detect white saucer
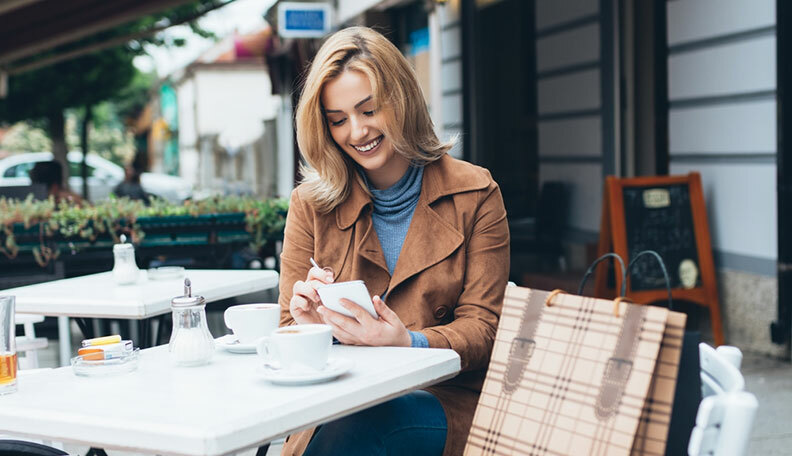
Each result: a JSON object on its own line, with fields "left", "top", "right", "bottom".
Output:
{"left": 216, "top": 334, "right": 257, "bottom": 354}
{"left": 257, "top": 358, "right": 354, "bottom": 385}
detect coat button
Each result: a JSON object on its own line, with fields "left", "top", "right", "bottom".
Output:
{"left": 434, "top": 306, "right": 448, "bottom": 319}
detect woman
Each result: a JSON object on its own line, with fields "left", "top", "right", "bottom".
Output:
{"left": 113, "top": 155, "right": 150, "bottom": 205}
{"left": 279, "top": 26, "right": 509, "bottom": 456}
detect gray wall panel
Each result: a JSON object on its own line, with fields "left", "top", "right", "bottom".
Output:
{"left": 667, "top": 0, "right": 775, "bottom": 46}
{"left": 535, "top": 0, "right": 598, "bottom": 32}
{"left": 441, "top": 26, "right": 461, "bottom": 60}
{"left": 538, "top": 68, "right": 601, "bottom": 114}
{"left": 442, "top": 94, "right": 462, "bottom": 126}
{"left": 441, "top": 59, "right": 462, "bottom": 93}
{"left": 669, "top": 36, "right": 776, "bottom": 100}
{"left": 669, "top": 162, "right": 777, "bottom": 260}
{"left": 669, "top": 99, "right": 776, "bottom": 154}
{"left": 537, "top": 23, "right": 600, "bottom": 72}
{"left": 538, "top": 115, "right": 602, "bottom": 157}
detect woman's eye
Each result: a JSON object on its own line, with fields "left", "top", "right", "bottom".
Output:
{"left": 363, "top": 110, "right": 376, "bottom": 117}
{"left": 329, "top": 118, "right": 346, "bottom": 126}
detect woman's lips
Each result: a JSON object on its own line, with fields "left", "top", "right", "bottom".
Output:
{"left": 352, "top": 135, "right": 383, "bottom": 155}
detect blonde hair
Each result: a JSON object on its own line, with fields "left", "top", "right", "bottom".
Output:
{"left": 295, "top": 26, "right": 453, "bottom": 213}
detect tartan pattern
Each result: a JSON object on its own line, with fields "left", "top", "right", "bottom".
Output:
{"left": 630, "top": 311, "right": 686, "bottom": 455}
{"left": 465, "top": 287, "right": 668, "bottom": 456}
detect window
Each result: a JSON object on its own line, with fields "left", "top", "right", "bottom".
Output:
{"left": 68, "top": 161, "right": 94, "bottom": 177}
{"left": 3, "top": 162, "right": 35, "bottom": 178}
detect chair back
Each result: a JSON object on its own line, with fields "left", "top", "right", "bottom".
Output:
{"left": 699, "top": 343, "right": 744, "bottom": 397}
{"left": 687, "top": 344, "right": 758, "bottom": 456}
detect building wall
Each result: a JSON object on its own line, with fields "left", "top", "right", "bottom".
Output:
{"left": 193, "top": 68, "right": 277, "bottom": 138}
{"left": 177, "top": 65, "right": 279, "bottom": 195}
{"left": 666, "top": 0, "right": 783, "bottom": 356}
{"left": 437, "top": 1, "right": 464, "bottom": 158}
{"left": 176, "top": 78, "right": 198, "bottom": 187}
{"left": 534, "top": 0, "right": 608, "bottom": 239}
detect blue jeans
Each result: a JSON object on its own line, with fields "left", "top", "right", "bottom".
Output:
{"left": 302, "top": 390, "right": 447, "bottom": 456}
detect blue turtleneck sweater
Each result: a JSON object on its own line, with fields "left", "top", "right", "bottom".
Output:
{"left": 364, "top": 164, "right": 429, "bottom": 348}
{"left": 368, "top": 164, "right": 423, "bottom": 275}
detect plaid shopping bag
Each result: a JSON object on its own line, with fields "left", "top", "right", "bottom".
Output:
{"left": 630, "top": 310, "right": 687, "bottom": 455}
{"left": 465, "top": 286, "right": 670, "bottom": 456}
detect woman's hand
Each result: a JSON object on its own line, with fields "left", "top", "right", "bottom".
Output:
{"left": 289, "top": 266, "right": 334, "bottom": 325}
{"left": 317, "top": 295, "right": 412, "bottom": 347}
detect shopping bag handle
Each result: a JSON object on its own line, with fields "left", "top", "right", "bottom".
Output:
{"left": 578, "top": 253, "right": 626, "bottom": 297}
{"left": 626, "top": 249, "right": 674, "bottom": 310}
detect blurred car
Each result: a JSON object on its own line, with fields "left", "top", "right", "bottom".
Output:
{"left": 0, "top": 152, "right": 192, "bottom": 203}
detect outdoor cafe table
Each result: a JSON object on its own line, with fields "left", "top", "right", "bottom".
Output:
{"left": 0, "top": 344, "right": 461, "bottom": 456}
{"left": 3, "top": 269, "right": 279, "bottom": 366}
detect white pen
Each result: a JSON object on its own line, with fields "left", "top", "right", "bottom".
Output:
{"left": 310, "top": 257, "right": 333, "bottom": 282}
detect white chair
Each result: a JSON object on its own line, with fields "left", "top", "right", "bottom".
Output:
{"left": 688, "top": 344, "right": 758, "bottom": 456}
{"left": 14, "top": 313, "right": 48, "bottom": 370}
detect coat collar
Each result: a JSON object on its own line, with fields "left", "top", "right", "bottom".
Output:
{"left": 336, "top": 154, "right": 490, "bottom": 230}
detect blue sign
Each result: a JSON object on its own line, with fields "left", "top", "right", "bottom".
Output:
{"left": 278, "top": 2, "right": 332, "bottom": 38}
{"left": 285, "top": 10, "right": 325, "bottom": 31}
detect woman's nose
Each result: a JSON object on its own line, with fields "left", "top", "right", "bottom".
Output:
{"left": 349, "top": 116, "right": 368, "bottom": 141}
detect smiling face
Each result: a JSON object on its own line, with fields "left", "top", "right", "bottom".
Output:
{"left": 321, "top": 70, "right": 409, "bottom": 190}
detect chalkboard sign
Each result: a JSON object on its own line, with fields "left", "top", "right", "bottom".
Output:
{"left": 594, "top": 173, "right": 724, "bottom": 345}
{"left": 623, "top": 184, "right": 701, "bottom": 291}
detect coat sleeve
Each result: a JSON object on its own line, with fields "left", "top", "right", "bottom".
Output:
{"left": 278, "top": 188, "right": 315, "bottom": 327}
{"left": 419, "top": 181, "right": 510, "bottom": 372}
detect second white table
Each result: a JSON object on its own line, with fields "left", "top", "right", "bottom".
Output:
{"left": 5, "top": 269, "right": 279, "bottom": 365}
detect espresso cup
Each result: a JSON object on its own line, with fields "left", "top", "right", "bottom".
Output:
{"left": 256, "top": 324, "right": 333, "bottom": 371}
{"left": 223, "top": 303, "right": 280, "bottom": 344}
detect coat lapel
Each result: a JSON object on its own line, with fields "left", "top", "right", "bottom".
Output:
{"left": 388, "top": 198, "right": 464, "bottom": 293}
{"left": 387, "top": 154, "right": 491, "bottom": 294}
{"left": 334, "top": 155, "right": 491, "bottom": 296}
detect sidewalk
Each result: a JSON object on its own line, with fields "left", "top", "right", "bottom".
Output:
{"left": 743, "top": 353, "right": 792, "bottom": 455}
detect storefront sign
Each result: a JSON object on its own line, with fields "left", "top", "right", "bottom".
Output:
{"left": 278, "top": 2, "right": 332, "bottom": 38}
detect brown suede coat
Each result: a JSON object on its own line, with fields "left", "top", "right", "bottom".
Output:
{"left": 278, "top": 154, "right": 510, "bottom": 456}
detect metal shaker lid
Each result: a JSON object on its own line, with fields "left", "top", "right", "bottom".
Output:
{"left": 113, "top": 234, "right": 134, "bottom": 252}
{"left": 171, "top": 277, "right": 205, "bottom": 308}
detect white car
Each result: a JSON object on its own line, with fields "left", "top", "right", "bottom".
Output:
{"left": 0, "top": 152, "right": 192, "bottom": 203}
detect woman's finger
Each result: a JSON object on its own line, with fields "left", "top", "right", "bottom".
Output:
{"left": 372, "top": 296, "right": 400, "bottom": 325}
{"left": 306, "top": 265, "right": 334, "bottom": 284}
{"left": 293, "top": 280, "right": 320, "bottom": 303}
{"left": 290, "top": 295, "right": 312, "bottom": 313}
{"left": 319, "top": 309, "right": 359, "bottom": 344}
{"left": 328, "top": 321, "right": 359, "bottom": 345}
{"left": 339, "top": 298, "right": 375, "bottom": 324}
{"left": 318, "top": 306, "right": 362, "bottom": 337}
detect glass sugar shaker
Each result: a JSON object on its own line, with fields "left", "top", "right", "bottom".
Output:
{"left": 168, "top": 278, "right": 215, "bottom": 366}
{"left": 112, "top": 234, "right": 139, "bottom": 285}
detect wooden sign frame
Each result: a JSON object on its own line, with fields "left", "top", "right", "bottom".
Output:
{"left": 594, "top": 172, "right": 724, "bottom": 345}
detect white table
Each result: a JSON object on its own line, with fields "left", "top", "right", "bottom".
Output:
{"left": 0, "top": 344, "right": 461, "bottom": 456}
{"left": 4, "top": 269, "right": 279, "bottom": 366}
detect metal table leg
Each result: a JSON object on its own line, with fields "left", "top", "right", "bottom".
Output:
{"left": 57, "top": 316, "right": 71, "bottom": 367}
{"left": 138, "top": 318, "right": 150, "bottom": 348}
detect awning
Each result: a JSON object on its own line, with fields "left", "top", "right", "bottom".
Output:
{"left": 0, "top": 0, "right": 204, "bottom": 66}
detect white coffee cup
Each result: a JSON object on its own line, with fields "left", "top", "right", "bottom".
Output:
{"left": 223, "top": 303, "right": 280, "bottom": 344}
{"left": 256, "top": 324, "right": 333, "bottom": 371}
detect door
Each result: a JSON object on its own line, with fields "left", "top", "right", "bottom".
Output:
{"left": 468, "top": 0, "right": 538, "bottom": 219}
